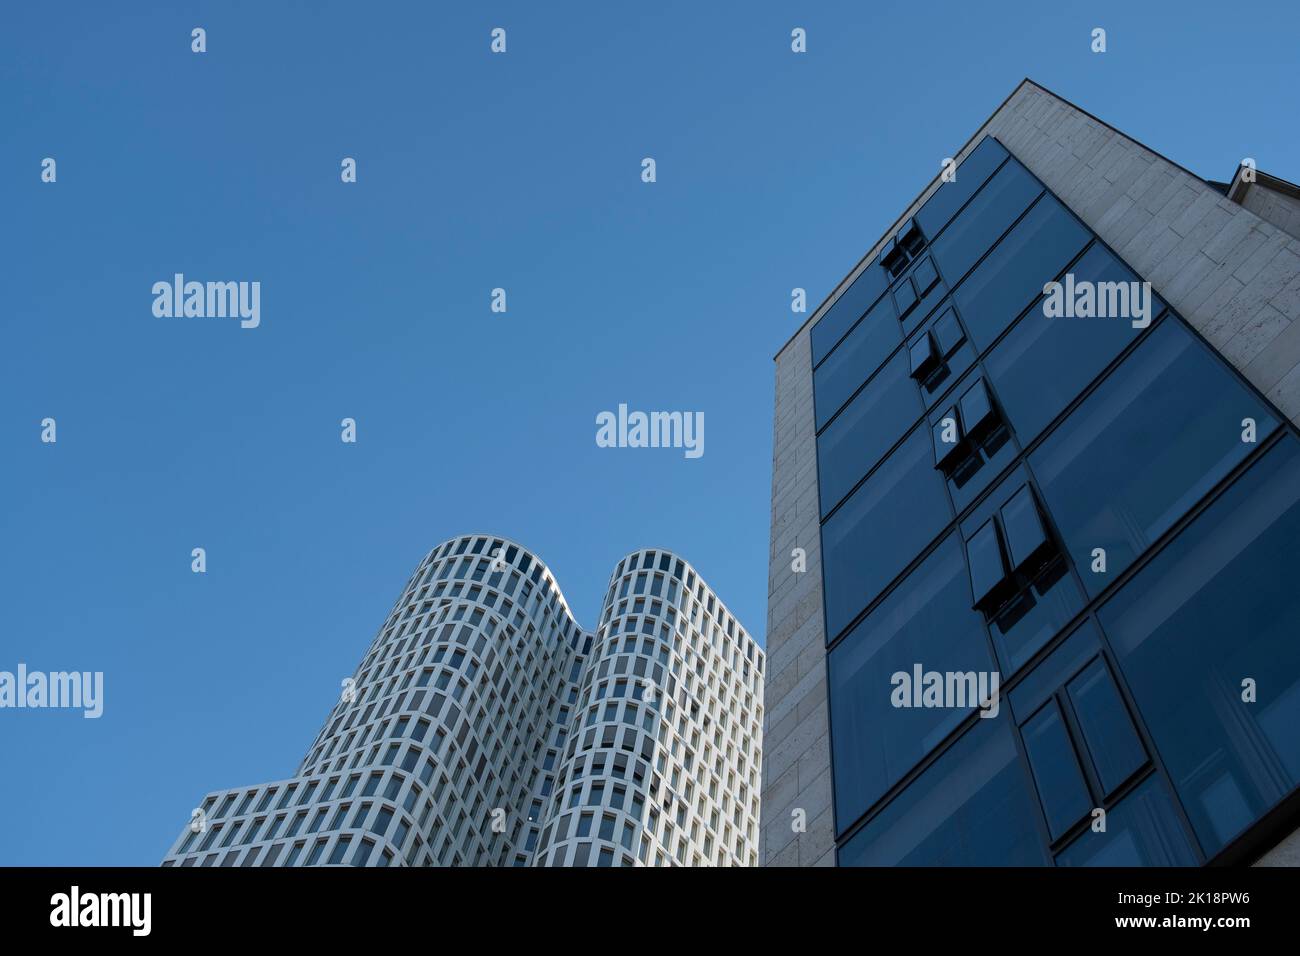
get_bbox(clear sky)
[3,1,1298,865]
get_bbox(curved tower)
[535,548,763,866]
[162,534,763,867]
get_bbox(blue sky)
[2,1,1298,865]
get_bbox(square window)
[1021,701,1092,841]
[973,469,1084,673]
[1066,658,1147,796]
[371,806,394,837]
[880,236,907,277]
[967,518,1009,610]
[932,307,965,356]
[912,257,939,294]
[894,276,919,317]
[898,218,925,257]
[328,836,352,865]
[351,838,375,867]
[908,330,940,381]
[931,408,964,470]
[958,378,997,440]
[999,484,1050,573]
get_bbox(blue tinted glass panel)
[813,294,900,429]
[909,331,939,379]
[916,137,1010,240]
[894,277,919,317]
[966,518,1006,609]
[932,308,964,354]
[1009,621,1103,722]
[1056,777,1199,866]
[987,559,1082,675]
[963,469,1085,674]
[811,261,889,367]
[910,306,974,409]
[912,257,939,294]
[919,346,975,413]
[959,378,995,436]
[901,276,950,337]
[953,437,1019,513]
[817,350,923,516]
[822,425,951,639]
[1033,319,1278,596]
[1022,701,1092,841]
[838,717,1046,866]
[929,161,1043,289]
[1067,658,1146,795]
[1100,437,1300,856]
[932,408,964,469]
[1001,484,1049,571]
[829,534,995,827]
[986,242,1157,444]
[952,195,1090,352]
[932,386,1020,515]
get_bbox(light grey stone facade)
[761,327,834,866]
[1232,172,1300,248]
[983,83,1300,426]
[761,78,1300,866]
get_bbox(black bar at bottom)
[0,866,1288,940]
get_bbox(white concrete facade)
[163,534,762,867]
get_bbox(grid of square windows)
[163,536,762,867]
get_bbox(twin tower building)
[162,534,764,867]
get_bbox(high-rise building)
[762,79,1300,867]
[162,534,764,867]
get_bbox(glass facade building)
[763,81,1300,867]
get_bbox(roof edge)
[1228,165,1300,204]
[772,76,1225,363]
[771,77,1037,363]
